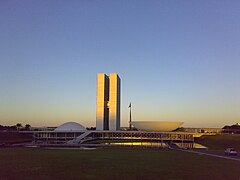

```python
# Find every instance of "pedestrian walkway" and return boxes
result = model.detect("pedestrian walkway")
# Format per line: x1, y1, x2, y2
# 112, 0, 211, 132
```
180, 149, 240, 162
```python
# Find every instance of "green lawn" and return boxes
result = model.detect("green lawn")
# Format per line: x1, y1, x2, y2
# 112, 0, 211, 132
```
0, 147, 239, 180
196, 134, 240, 151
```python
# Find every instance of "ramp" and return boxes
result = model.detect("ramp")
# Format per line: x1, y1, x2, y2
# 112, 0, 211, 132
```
168, 142, 181, 150
67, 131, 92, 144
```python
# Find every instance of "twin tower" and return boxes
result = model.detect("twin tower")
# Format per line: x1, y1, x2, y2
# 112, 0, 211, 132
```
96, 73, 121, 131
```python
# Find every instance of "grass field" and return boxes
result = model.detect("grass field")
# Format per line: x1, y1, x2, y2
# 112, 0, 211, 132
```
196, 134, 240, 151
0, 147, 239, 180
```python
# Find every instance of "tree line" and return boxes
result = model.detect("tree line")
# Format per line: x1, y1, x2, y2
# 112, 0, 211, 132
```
0, 123, 31, 131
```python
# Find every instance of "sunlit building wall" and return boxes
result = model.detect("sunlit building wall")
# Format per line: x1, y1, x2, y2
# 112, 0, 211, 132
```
96, 74, 109, 130
96, 73, 121, 131
109, 73, 121, 130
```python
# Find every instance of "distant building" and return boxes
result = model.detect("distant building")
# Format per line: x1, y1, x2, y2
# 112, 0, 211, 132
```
96, 73, 121, 131
183, 127, 222, 134
222, 123, 240, 134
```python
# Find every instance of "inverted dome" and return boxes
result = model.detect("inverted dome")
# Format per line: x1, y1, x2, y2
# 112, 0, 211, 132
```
131, 121, 183, 132
54, 122, 86, 132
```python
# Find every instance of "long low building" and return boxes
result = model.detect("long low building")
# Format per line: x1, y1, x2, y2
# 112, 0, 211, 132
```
20, 122, 206, 149
21, 130, 204, 149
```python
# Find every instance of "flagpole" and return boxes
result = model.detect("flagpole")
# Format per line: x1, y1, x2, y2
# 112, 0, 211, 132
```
129, 102, 132, 130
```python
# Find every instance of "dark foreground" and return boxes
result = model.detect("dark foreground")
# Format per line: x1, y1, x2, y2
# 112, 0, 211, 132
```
0, 147, 239, 180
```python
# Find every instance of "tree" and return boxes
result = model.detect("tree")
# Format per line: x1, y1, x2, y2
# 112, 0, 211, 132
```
16, 123, 22, 130
25, 124, 31, 131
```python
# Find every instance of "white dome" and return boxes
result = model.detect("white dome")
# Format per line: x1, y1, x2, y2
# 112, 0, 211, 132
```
54, 122, 86, 132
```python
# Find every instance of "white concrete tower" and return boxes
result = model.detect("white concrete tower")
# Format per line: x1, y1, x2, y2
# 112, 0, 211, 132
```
109, 73, 121, 130
96, 74, 109, 130
96, 73, 121, 131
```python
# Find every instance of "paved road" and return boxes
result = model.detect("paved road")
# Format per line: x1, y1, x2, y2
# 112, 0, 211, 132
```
181, 149, 240, 162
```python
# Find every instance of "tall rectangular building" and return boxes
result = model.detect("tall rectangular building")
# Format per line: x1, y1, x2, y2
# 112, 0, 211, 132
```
96, 73, 121, 131
96, 74, 109, 130
109, 73, 121, 130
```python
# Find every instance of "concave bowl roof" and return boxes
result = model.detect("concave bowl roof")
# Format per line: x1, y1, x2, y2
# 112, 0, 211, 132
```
130, 121, 183, 132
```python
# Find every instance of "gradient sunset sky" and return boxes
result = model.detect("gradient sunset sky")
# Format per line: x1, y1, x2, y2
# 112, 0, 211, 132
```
0, 0, 239, 128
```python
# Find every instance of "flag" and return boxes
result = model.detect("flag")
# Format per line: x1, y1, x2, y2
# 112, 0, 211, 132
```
128, 102, 131, 108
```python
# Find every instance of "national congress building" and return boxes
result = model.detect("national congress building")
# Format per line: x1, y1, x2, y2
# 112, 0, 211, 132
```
96, 73, 121, 131
19, 72, 209, 150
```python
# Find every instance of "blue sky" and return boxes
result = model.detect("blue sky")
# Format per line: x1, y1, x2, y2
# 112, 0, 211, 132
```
0, 0, 239, 128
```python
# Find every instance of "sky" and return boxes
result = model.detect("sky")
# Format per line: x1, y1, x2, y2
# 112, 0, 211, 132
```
0, 0, 240, 128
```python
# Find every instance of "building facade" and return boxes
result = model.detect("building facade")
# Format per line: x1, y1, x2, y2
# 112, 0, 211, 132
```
96, 73, 121, 130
